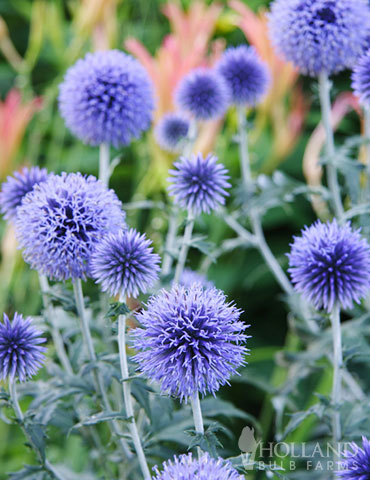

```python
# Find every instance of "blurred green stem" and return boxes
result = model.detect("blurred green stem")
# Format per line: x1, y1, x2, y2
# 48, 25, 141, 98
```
330, 303, 342, 466
191, 392, 204, 458
9, 380, 65, 480
162, 206, 179, 277
39, 275, 73, 375
99, 143, 110, 187
118, 296, 151, 479
237, 108, 293, 296
318, 72, 344, 219
174, 208, 195, 284
72, 279, 132, 460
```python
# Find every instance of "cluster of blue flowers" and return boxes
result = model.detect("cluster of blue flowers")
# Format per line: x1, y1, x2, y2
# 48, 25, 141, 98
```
4, 1, 370, 474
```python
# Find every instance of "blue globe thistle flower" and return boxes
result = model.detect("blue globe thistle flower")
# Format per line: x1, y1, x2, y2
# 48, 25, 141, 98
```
154, 112, 190, 153
59, 50, 154, 147
15, 172, 125, 281
217, 46, 270, 106
337, 437, 370, 479
288, 220, 370, 312
175, 68, 230, 121
268, 0, 370, 77
90, 228, 160, 298
168, 153, 231, 215
0, 313, 47, 382
152, 452, 244, 480
352, 50, 370, 108
0, 166, 49, 221
132, 284, 249, 401
177, 268, 214, 289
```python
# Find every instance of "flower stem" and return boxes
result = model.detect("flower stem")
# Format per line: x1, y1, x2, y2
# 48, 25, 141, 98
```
161, 206, 179, 277
364, 106, 370, 182
236, 108, 294, 296
39, 275, 73, 375
99, 142, 110, 187
72, 279, 133, 460
318, 72, 344, 219
173, 208, 195, 284
118, 297, 151, 479
9, 380, 65, 480
237, 105, 252, 188
191, 393, 204, 458
330, 303, 342, 465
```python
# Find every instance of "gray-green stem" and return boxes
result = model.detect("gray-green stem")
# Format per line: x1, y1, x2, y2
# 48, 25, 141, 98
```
118, 295, 151, 479
237, 108, 294, 296
191, 393, 204, 458
39, 275, 73, 375
72, 279, 132, 460
9, 380, 65, 480
364, 107, 370, 182
330, 303, 342, 469
99, 142, 110, 187
318, 72, 344, 219
174, 208, 195, 284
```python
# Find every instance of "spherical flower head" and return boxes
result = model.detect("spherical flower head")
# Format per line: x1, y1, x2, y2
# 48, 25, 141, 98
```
132, 284, 249, 401
90, 228, 160, 298
288, 220, 370, 312
217, 46, 270, 106
352, 50, 370, 108
155, 112, 190, 153
175, 68, 230, 121
337, 437, 370, 479
0, 166, 49, 221
168, 153, 231, 215
268, 0, 370, 77
0, 313, 47, 382
177, 268, 214, 289
15, 172, 125, 281
59, 50, 155, 147
152, 452, 244, 480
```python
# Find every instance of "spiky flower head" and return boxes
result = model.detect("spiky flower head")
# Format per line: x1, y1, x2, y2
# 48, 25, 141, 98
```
16, 172, 125, 281
59, 50, 154, 147
177, 268, 214, 289
168, 153, 231, 215
0, 313, 47, 382
175, 68, 230, 121
133, 284, 249, 401
0, 166, 49, 221
152, 452, 244, 480
288, 220, 370, 312
217, 46, 270, 106
268, 0, 370, 77
336, 437, 370, 479
90, 228, 160, 298
352, 50, 370, 108
154, 112, 190, 153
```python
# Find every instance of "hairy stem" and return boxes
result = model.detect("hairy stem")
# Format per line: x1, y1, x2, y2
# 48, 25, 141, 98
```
330, 303, 342, 462
72, 279, 132, 460
39, 275, 73, 375
118, 297, 151, 479
173, 209, 195, 284
99, 142, 110, 187
318, 72, 344, 219
237, 108, 294, 296
9, 380, 65, 480
191, 393, 204, 458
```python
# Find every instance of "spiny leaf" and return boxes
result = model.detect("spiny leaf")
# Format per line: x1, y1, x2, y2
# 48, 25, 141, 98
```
105, 302, 130, 319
